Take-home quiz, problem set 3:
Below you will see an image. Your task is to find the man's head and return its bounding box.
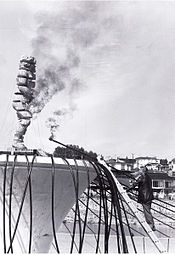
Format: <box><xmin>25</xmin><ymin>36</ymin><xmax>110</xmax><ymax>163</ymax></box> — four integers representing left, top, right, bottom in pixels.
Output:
<box><xmin>145</xmin><ymin>163</ymin><xmax>152</xmax><ymax>171</ymax></box>
<box><xmin>139</xmin><ymin>165</ymin><xmax>148</xmax><ymax>174</ymax></box>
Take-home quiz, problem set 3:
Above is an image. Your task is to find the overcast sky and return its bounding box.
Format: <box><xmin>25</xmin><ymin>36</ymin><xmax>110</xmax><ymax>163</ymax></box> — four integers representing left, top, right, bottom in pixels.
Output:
<box><xmin>1</xmin><ymin>0</ymin><xmax>175</xmax><ymax>159</ymax></box>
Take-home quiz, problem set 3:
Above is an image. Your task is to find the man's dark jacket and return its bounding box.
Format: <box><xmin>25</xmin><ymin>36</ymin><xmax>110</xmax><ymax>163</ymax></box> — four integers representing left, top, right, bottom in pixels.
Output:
<box><xmin>129</xmin><ymin>172</ymin><xmax>154</xmax><ymax>204</ymax></box>
<box><xmin>137</xmin><ymin>173</ymin><xmax>154</xmax><ymax>204</ymax></box>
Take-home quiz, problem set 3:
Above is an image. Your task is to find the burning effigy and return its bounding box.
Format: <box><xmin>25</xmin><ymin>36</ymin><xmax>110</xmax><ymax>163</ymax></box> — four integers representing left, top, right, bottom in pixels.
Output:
<box><xmin>12</xmin><ymin>56</ymin><xmax>36</xmax><ymax>150</ymax></box>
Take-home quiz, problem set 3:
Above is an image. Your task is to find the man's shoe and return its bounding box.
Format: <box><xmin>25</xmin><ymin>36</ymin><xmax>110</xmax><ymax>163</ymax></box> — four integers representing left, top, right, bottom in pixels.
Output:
<box><xmin>152</xmin><ymin>226</ymin><xmax>156</xmax><ymax>231</ymax></box>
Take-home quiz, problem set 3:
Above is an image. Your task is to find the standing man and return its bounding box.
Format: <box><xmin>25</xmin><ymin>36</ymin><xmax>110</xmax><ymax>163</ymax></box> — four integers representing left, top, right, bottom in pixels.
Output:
<box><xmin>127</xmin><ymin>165</ymin><xmax>155</xmax><ymax>231</ymax></box>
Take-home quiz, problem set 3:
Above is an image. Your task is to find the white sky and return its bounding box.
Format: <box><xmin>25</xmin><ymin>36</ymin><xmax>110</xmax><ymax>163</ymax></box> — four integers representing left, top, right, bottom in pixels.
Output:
<box><xmin>1</xmin><ymin>0</ymin><xmax>175</xmax><ymax>159</ymax></box>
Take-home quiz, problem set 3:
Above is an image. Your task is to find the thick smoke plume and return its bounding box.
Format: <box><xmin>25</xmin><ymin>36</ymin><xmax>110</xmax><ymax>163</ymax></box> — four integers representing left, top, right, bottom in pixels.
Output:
<box><xmin>29</xmin><ymin>2</ymin><xmax>102</xmax><ymax>120</ymax></box>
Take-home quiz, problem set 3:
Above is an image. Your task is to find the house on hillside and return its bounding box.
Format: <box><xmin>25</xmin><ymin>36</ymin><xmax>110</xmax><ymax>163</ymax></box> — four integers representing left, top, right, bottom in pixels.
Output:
<box><xmin>169</xmin><ymin>158</ymin><xmax>175</xmax><ymax>176</ymax></box>
<box><xmin>150</xmin><ymin>172</ymin><xmax>175</xmax><ymax>198</ymax></box>
<box><xmin>101</xmin><ymin>158</ymin><xmax>175</xmax><ymax>199</ymax></box>
<box><xmin>107</xmin><ymin>157</ymin><xmax>136</xmax><ymax>171</ymax></box>
<box><xmin>113</xmin><ymin>171</ymin><xmax>175</xmax><ymax>199</ymax></box>
<box><xmin>134</xmin><ymin>156</ymin><xmax>159</xmax><ymax>168</ymax></box>
<box><xmin>107</xmin><ymin>156</ymin><xmax>170</xmax><ymax>172</ymax></box>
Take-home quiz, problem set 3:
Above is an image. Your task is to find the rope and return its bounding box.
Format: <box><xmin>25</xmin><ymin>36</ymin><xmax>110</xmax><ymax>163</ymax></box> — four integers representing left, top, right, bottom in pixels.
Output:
<box><xmin>51</xmin><ymin>156</ymin><xmax>60</xmax><ymax>253</ymax></box>
<box><xmin>25</xmin><ymin>155</ymin><xmax>33</xmax><ymax>253</ymax></box>
<box><xmin>73</xmin><ymin>158</ymin><xmax>83</xmax><ymax>253</ymax></box>
<box><xmin>91</xmin><ymin>189</ymin><xmax>145</xmax><ymax>237</ymax></box>
<box><xmin>120</xmin><ymin>198</ymin><xmax>137</xmax><ymax>253</ymax></box>
<box><xmin>79</xmin><ymin>160</ymin><xmax>90</xmax><ymax>252</ymax></box>
<box><xmin>62</xmin><ymin>221</ymin><xmax>79</xmax><ymax>252</ymax></box>
<box><xmin>7</xmin><ymin>154</ymin><xmax>37</xmax><ymax>253</ymax></box>
<box><xmin>8</xmin><ymin>154</ymin><xmax>17</xmax><ymax>253</ymax></box>
<box><xmin>61</xmin><ymin>157</ymin><xmax>82</xmax><ymax>253</ymax></box>
<box><xmin>3</xmin><ymin>154</ymin><xmax>9</xmax><ymax>253</ymax></box>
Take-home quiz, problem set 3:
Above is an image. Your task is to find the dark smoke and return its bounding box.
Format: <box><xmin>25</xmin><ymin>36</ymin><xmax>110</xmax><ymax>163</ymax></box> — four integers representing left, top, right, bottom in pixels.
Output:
<box><xmin>53</xmin><ymin>109</ymin><xmax>67</xmax><ymax>116</ymax></box>
<box><xmin>29</xmin><ymin>2</ymin><xmax>102</xmax><ymax>117</ymax></box>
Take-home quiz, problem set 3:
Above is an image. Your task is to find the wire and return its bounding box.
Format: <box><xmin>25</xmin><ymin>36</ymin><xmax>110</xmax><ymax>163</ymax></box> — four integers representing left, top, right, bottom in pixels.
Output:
<box><xmin>8</xmin><ymin>154</ymin><xmax>17</xmax><ymax>253</ymax></box>
<box><xmin>7</xmin><ymin>154</ymin><xmax>37</xmax><ymax>253</ymax></box>
<box><xmin>73</xmin><ymin>158</ymin><xmax>83</xmax><ymax>253</ymax></box>
<box><xmin>1</xmin><ymin>146</ymin><xmax>173</xmax><ymax>253</ymax></box>
<box><xmin>51</xmin><ymin>156</ymin><xmax>60</xmax><ymax>253</ymax></box>
<box><xmin>78</xmin><ymin>160</ymin><xmax>90</xmax><ymax>252</ymax></box>
<box><xmin>3</xmin><ymin>154</ymin><xmax>9</xmax><ymax>253</ymax></box>
<box><xmin>120</xmin><ymin>199</ymin><xmax>137</xmax><ymax>253</ymax></box>
<box><xmin>61</xmin><ymin>157</ymin><xmax>81</xmax><ymax>253</ymax></box>
<box><xmin>88</xmin><ymin>190</ymin><xmax>145</xmax><ymax>237</ymax></box>
<box><xmin>62</xmin><ymin>221</ymin><xmax>79</xmax><ymax>252</ymax></box>
<box><xmin>25</xmin><ymin>154</ymin><xmax>33</xmax><ymax>253</ymax></box>
<box><xmin>98</xmin><ymin>162</ymin><xmax>129</xmax><ymax>253</ymax></box>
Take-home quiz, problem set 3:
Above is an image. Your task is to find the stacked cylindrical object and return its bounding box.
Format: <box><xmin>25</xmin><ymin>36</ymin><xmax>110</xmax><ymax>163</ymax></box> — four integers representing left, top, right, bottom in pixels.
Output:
<box><xmin>12</xmin><ymin>56</ymin><xmax>36</xmax><ymax>150</ymax></box>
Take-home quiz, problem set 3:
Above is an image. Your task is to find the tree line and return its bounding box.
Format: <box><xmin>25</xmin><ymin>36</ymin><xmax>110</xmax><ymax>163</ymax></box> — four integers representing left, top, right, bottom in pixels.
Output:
<box><xmin>53</xmin><ymin>144</ymin><xmax>97</xmax><ymax>160</ymax></box>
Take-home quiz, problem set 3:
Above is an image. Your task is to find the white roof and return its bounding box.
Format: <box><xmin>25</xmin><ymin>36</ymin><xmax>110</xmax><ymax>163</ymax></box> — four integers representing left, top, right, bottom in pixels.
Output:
<box><xmin>0</xmin><ymin>154</ymin><xmax>92</xmax><ymax>167</ymax></box>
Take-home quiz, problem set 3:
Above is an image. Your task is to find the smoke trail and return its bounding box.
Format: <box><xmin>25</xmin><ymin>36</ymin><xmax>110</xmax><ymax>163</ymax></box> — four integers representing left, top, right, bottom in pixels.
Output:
<box><xmin>46</xmin><ymin>109</ymin><xmax>66</xmax><ymax>140</ymax></box>
<box><xmin>29</xmin><ymin>2</ymin><xmax>102</xmax><ymax>117</ymax></box>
